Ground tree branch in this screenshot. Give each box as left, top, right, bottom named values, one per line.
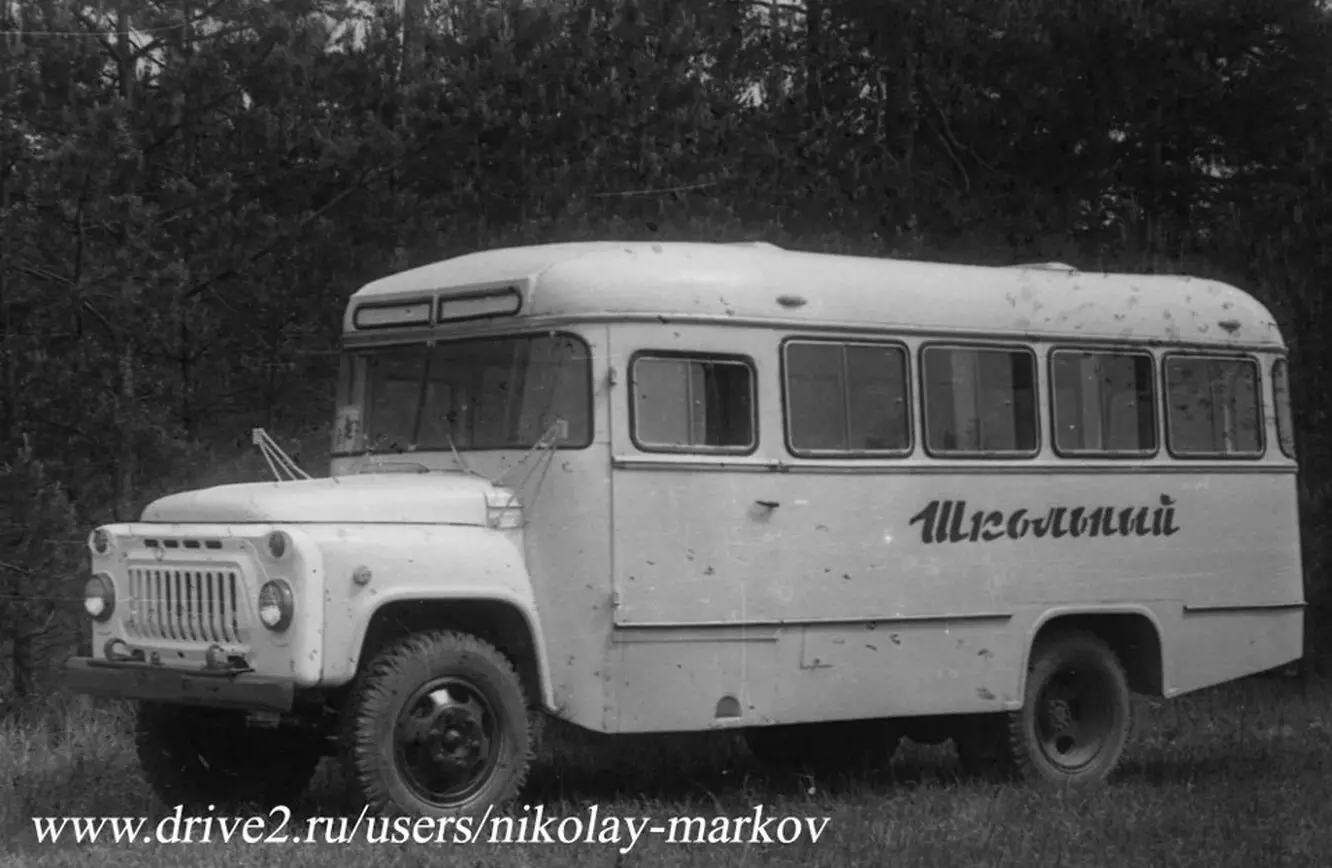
left=182, top=160, right=405, bottom=301
left=592, top=179, right=728, bottom=197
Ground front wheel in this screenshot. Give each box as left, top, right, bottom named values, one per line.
left=341, top=630, right=536, bottom=818
left=1005, top=630, right=1133, bottom=786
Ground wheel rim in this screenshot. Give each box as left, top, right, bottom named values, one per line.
left=1034, top=663, right=1120, bottom=774
left=393, top=676, right=503, bottom=807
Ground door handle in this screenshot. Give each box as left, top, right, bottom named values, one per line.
left=755, top=500, right=780, bottom=509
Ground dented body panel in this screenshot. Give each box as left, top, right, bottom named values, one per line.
left=598, top=320, right=1303, bottom=733
left=347, top=241, right=1284, bottom=352
left=140, top=474, right=501, bottom=526
left=300, top=522, right=548, bottom=701
left=79, top=523, right=328, bottom=688
left=65, top=241, right=1304, bottom=745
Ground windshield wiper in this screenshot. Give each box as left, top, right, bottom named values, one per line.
left=446, top=434, right=495, bottom=483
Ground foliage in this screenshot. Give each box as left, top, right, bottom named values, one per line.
left=2, top=0, right=1332, bottom=700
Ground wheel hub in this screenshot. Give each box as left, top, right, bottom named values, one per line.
left=1035, top=669, right=1113, bottom=771
left=395, top=680, right=499, bottom=805
left=1045, top=697, right=1074, bottom=733
left=426, top=708, right=486, bottom=772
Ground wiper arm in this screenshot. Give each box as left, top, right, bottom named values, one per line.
left=446, top=435, right=495, bottom=483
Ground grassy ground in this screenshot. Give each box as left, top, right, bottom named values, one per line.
left=3, top=673, right=1330, bottom=868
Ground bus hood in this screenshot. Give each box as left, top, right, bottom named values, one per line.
left=138, top=474, right=512, bottom=526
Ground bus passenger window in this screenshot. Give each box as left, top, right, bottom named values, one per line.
left=922, top=345, right=1038, bottom=457
left=631, top=355, right=755, bottom=452
left=785, top=340, right=911, bottom=455
left=1164, top=355, right=1263, bottom=457
left=1051, top=350, right=1156, bottom=456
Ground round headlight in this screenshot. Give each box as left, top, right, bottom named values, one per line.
left=265, top=530, right=290, bottom=560
left=257, top=580, right=294, bottom=631
left=83, top=574, right=115, bottom=622
left=88, top=529, right=111, bottom=556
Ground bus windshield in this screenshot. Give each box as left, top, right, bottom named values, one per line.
left=335, top=332, right=593, bottom=455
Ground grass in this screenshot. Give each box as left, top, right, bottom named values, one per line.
left=2, top=673, right=1330, bottom=868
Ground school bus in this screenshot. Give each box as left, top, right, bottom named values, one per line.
left=64, top=240, right=1305, bottom=817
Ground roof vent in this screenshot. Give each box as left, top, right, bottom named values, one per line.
left=729, top=241, right=783, bottom=250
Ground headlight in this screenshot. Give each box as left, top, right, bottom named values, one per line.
left=257, top=580, right=294, bottom=631
left=83, top=573, right=115, bottom=622
left=88, top=529, right=111, bottom=556
left=265, top=530, right=290, bottom=560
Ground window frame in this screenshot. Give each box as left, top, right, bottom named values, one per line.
left=918, top=340, right=1042, bottom=460
left=779, top=336, right=915, bottom=460
left=343, top=329, right=598, bottom=456
left=351, top=297, right=433, bottom=330
left=1161, top=350, right=1266, bottom=460
left=1272, top=356, right=1297, bottom=460
left=1046, top=346, right=1160, bottom=459
left=627, top=349, right=760, bottom=456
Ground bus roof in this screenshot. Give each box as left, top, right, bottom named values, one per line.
left=345, top=241, right=1285, bottom=350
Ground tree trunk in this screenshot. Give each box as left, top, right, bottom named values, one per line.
left=805, top=0, right=823, bottom=118
left=114, top=1, right=138, bottom=522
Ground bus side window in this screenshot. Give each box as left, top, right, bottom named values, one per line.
left=631, top=354, right=755, bottom=453
left=1050, top=350, right=1157, bottom=456
left=1163, top=355, right=1263, bottom=457
left=1272, top=357, right=1296, bottom=459
left=784, top=340, right=911, bottom=456
left=921, top=345, right=1039, bottom=457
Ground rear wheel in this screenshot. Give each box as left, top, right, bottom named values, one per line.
left=1005, top=630, right=1133, bottom=786
left=341, top=630, right=536, bottom=817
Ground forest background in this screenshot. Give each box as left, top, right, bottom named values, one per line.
left=3, top=0, right=1330, bottom=706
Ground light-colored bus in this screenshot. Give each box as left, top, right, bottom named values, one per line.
left=65, top=241, right=1305, bottom=817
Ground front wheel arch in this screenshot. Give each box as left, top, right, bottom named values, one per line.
left=355, top=597, right=551, bottom=712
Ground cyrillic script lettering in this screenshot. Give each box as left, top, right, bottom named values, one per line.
left=908, top=495, right=1180, bottom=544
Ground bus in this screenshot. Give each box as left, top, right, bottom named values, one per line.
left=64, top=240, right=1306, bottom=817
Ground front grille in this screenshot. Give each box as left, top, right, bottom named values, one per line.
left=126, top=568, right=244, bottom=645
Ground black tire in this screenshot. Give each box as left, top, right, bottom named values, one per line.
left=341, top=630, right=535, bottom=818
left=1004, top=630, right=1133, bottom=786
left=135, top=702, right=322, bottom=810
left=744, top=719, right=901, bottom=772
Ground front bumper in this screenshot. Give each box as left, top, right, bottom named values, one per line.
left=63, top=657, right=294, bottom=713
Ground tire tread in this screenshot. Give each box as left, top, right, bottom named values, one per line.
left=341, top=629, right=535, bottom=818
left=1002, top=628, right=1133, bottom=787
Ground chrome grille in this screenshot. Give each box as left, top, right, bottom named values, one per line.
left=126, top=568, right=244, bottom=644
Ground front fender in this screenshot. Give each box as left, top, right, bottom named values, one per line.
left=302, top=524, right=551, bottom=707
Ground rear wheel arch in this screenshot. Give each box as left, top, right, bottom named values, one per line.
left=1020, top=609, right=1166, bottom=700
